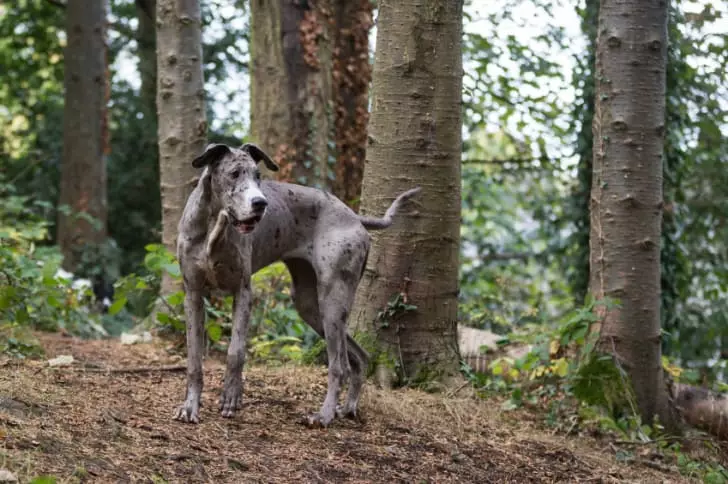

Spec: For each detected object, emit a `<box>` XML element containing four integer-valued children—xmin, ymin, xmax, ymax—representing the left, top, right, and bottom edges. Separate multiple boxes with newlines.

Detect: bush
<box><xmin>111</xmin><ymin>244</ymin><xmax>320</xmax><ymax>363</ymax></box>
<box><xmin>0</xmin><ymin>178</ymin><xmax>108</xmax><ymax>357</ymax></box>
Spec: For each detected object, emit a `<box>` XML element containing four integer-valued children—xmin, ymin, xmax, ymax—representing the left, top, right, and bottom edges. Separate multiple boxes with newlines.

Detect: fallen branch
<box><xmin>635</xmin><ymin>459</ymin><xmax>678</xmax><ymax>474</ymax></box>
<box><xmin>673</xmin><ymin>383</ymin><xmax>728</xmax><ymax>441</ymax></box>
<box><xmin>76</xmin><ymin>364</ymin><xmax>187</xmax><ymax>374</ymax></box>
<box><xmin>614</xmin><ymin>435</ymin><xmax>715</xmax><ymax>446</ymax></box>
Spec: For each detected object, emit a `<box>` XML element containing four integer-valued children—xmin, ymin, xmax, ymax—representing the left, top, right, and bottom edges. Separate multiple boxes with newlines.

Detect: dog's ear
<box><xmin>192</xmin><ymin>144</ymin><xmax>231</xmax><ymax>169</ymax></box>
<box><xmin>241</xmin><ymin>143</ymin><xmax>279</xmax><ymax>172</ymax></box>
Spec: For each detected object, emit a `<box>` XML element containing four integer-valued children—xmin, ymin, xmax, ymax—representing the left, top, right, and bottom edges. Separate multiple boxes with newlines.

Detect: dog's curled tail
<box><xmin>358</xmin><ymin>186</ymin><xmax>422</xmax><ymax>230</ymax></box>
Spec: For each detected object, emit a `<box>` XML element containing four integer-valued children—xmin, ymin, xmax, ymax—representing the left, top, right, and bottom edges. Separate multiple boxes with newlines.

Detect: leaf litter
<box><xmin>0</xmin><ymin>332</ymin><xmax>693</xmax><ymax>483</ymax></box>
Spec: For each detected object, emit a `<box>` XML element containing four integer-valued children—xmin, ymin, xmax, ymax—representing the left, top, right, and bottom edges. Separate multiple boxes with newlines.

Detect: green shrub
<box><xmin>111</xmin><ymin>244</ymin><xmax>320</xmax><ymax>363</ymax></box>
<box><xmin>0</xmin><ymin>178</ymin><xmax>108</xmax><ymax>357</ymax></box>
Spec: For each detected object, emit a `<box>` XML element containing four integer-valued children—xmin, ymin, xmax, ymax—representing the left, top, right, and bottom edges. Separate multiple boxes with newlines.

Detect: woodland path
<box><xmin>0</xmin><ymin>332</ymin><xmax>688</xmax><ymax>483</ymax></box>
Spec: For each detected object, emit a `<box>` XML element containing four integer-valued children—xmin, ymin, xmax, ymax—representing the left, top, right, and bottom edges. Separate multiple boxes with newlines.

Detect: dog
<box><xmin>175</xmin><ymin>142</ymin><xmax>421</xmax><ymax>426</ymax></box>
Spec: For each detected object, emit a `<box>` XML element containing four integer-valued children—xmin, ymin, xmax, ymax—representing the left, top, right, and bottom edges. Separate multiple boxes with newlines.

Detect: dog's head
<box><xmin>192</xmin><ymin>143</ymin><xmax>279</xmax><ymax>234</ymax></box>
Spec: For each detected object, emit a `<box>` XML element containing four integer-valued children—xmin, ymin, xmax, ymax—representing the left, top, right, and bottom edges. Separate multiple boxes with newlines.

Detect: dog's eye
<box><xmin>230</xmin><ymin>169</ymin><xmax>240</xmax><ymax>179</ymax></box>
<box><xmin>255</xmin><ymin>171</ymin><xmax>261</xmax><ymax>181</ymax></box>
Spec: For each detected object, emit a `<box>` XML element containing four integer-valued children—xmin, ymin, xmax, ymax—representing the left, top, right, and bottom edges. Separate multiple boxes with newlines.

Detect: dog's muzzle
<box><xmin>229</xmin><ymin>197</ymin><xmax>267</xmax><ymax>234</ymax></box>
<box><xmin>230</xmin><ymin>213</ymin><xmax>263</xmax><ymax>234</ymax></box>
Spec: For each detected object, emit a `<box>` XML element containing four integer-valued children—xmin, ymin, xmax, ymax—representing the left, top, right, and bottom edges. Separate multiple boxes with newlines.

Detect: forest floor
<box><xmin>0</xmin><ymin>332</ymin><xmax>701</xmax><ymax>483</ymax></box>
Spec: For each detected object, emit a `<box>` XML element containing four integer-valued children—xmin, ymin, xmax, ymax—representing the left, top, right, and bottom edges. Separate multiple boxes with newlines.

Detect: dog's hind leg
<box><xmin>305</xmin><ymin>274</ymin><xmax>356</xmax><ymax>428</ymax></box>
<box><xmin>338</xmin><ymin>335</ymin><xmax>369</xmax><ymax>419</ymax></box>
<box><xmin>287</xmin><ymin>258</ymin><xmax>366</xmax><ymax>425</ymax></box>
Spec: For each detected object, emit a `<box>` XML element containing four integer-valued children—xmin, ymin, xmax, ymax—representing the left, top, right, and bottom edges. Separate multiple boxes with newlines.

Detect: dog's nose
<box><xmin>251</xmin><ymin>197</ymin><xmax>268</xmax><ymax>212</ymax></box>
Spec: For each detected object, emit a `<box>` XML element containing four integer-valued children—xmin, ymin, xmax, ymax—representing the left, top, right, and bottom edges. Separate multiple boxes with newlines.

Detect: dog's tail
<box><xmin>358</xmin><ymin>186</ymin><xmax>422</xmax><ymax>230</ymax></box>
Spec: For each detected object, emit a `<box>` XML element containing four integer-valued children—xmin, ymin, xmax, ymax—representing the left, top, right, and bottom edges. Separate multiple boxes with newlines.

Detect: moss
<box><xmin>352</xmin><ymin>330</ymin><xmax>400</xmax><ymax>380</ymax></box>
<box><xmin>301</xmin><ymin>338</ymin><xmax>327</xmax><ymax>366</ymax></box>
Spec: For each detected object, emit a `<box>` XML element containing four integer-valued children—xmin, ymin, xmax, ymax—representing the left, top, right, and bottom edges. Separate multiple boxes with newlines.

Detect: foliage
<box><xmin>659</xmin><ymin>0</ymin><xmax>728</xmax><ymax>378</ymax></box>
<box><xmin>462</xmin><ymin>298</ymin><xmax>636</xmax><ymax>421</ymax></box>
<box><xmin>375</xmin><ymin>293</ymin><xmax>417</xmax><ymax>330</ymax></box>
<box><xmin>111</xmin><ymin>245</ymin><xmax>318</xmax><ymax>362</ymax></box>
<box><xmin>462</xmin><ymin>297</ymin><xmax>728</xmax><ymax>481</ymax></box>
<box><xmin>0</xmin><ymin>178</ymin><xmax>108</xmax><ymax>357</ymax></box>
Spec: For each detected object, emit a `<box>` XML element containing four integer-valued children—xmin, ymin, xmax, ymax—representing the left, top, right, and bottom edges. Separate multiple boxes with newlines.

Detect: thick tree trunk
<box><xmin>250</xmin><ymin>0</ymin><xmax>332</xmax><ymax>189</ymax></box>
<box><xmin>590</xmin><ymin>0</ymin><xmax>675</xmax><ymax>427</ymax></box>
<box><xmin>331</xmin><ymin>0</ymin><xmax>373</xmax><ymax>210</ymax></box>
<box><xmin>156</xmin><ymin>0</ymin><xmax>206</xmax><ymax>293</ymax></box>
<box><xmin>350</xmin><ymin>0</ymin><xmax>463</xmax><ymax>386</ymax></box>
<box><xmin>57</xmin><ymin>0</ymin><xmax>109</xmax><ymax>271</ymax></box>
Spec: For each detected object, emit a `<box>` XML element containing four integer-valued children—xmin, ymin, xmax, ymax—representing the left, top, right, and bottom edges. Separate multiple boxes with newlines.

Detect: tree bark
<box><xmin>57</xmin><ymin>0</ymin><xmax>109</xmax><ymax>271</ymax></box>
<box><xmin>137</xmin><ymin>0</ymin><xmax>157</xmax><ymax>123</ymax></box>
<box><xmin>250</xmin><ymin>0</ymin><xmax>333</xmax><ymax>189</ymax></box>
<box><xmin>331</xmin><ymin>0</ymin><xmax>373</xmax><ymax>210</ymax></box>
<box><xmin>590</xmin><ymin>0</ymin><xmax>675</xmax><ymax>427</ymax></box>
<box><xmin>568</xmin><ymin>0</ymin><xmax>598</xmax><ymax>305</ymax></box>
<box><xmin>156</xmin><ymin>0</ymin><xmax>206</xmax><ymax>293</ymax></box>
<box><xmin>350</xmin><ymin>0</ymin><xmax>463</xmax><ymax>386</ymax></box>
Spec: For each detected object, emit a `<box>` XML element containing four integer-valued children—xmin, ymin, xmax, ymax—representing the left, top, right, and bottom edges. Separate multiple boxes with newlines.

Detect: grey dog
<box><xmin>175</xmin><ymin>143</ymin><xmax>421</xmax><ymax>427</ymax></box>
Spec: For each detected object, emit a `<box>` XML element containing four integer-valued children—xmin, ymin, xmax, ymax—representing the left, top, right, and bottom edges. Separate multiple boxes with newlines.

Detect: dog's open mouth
<box><xmin>231</xmin><ymin>214</ymin><xmax>262</xmax><ymax>234</ymax></box>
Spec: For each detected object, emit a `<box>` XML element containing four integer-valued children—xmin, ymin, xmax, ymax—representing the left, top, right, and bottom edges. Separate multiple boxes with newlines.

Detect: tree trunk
<box><xmin>331</xmin><ymin>0</ymin><xmax>373</xmax><ymax>210</ymax></box>
<box><xmin>350</xmin><ymin>0</ymin><xmax>463</xmax><ymax>387</ymax></box>
<box><xmin>57</xmin><ymin>0</ymin><xmax>109</xmax><ymax>271</ymax></box>
<box><xmin>590</xmin><ymin>0</ymin><xmax>675</xmax><ymax>427</ymax></box>
<box><xmin>250</xmin><ymin>0</ymin><xmax>333</xmax><ymax>189</ymax></box>
<box><xmin>568</xmin><ymin>0</ymin><xmax>598</xmax><ymax>305</ymax></box>
<box><xmin>137</xmin><ymin>0</ymin><xmax>157</xmax><ymax>123</ymax></box>
<box><xmin>156</xmin><ymin>0</ymin><xmax>206</xmax><ymax>294</ymax></box>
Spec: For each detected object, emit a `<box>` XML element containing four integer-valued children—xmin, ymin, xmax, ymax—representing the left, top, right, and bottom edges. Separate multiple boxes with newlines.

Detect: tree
<box><xmin>136</xmin><ymin>0</ymin><xmax>157</xmax><ymax>124</ymax></box>
<box><xmin>589</xmin><ymin>0</ymin><xmax>674</xmax><ymax>426</ymax></box>
<box><xmin>56</xmin><ymin>0</ymin><xmax>109</xmax><ymax>271</ymax></box>
<box><xmin>156</xmin><ymin>0</ymin><xmax>207</xmax><ymax>293</ymax></box>
<box><xmin>250</xmin><ymin>0</ymin><xmax>331</xmax><ymax>188</ymax></box>
<box><xmin>330</xmin><ymin>0</ymin><xmax>372</xmax><ymax>210</ymax></box>
<box><xmin>350</xmin><ymin>0</ymin><xmax>464</xmax><ymax>386</ymax></box>
<box><xmin>565</xmin><ymin>0</ymin><xmax>598</xmax><ymax>305</ymax></box>
<box><xmin>250</xmin><ymin>0</ymin><xmax>372</xmax><ymax>203</ymax></box>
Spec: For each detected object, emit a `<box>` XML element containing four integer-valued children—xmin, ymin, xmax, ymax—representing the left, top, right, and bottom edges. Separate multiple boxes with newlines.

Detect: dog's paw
<box><xmin>175</xmin><ymin>396</ymin><xmax>201</xmax><ymax>424</ymax></box>
<box><xmin>303</xmin><ymin>412</ymin><xmax>334</xmax><ymax>428</ymax></box>
<box><xmin>219</xmin><ymin>379</ymin><xmax>243</xmax><ymax>418</ymax></box>
<box><xmin>336</xmin><ymin>404</ymin><xmax>360</xmax><ymax>421</ymax></box>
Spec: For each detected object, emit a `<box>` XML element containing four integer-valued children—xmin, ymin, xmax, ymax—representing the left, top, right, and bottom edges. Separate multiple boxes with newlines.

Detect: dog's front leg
<box><xmin>176</xmin><ymin>289</ymin><xmax>205</xmax><ymax>423</ymax></box>
<box><xmin>220</xmin><ymin>279</ymin><xmax>252</xmax><ymax>417</ymax></box>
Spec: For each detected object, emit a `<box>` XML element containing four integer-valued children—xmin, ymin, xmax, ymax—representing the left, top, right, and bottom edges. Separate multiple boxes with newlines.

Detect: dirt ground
<box><xmin>0</xmin><ymin>332</ymin><xmax>697</xmax><ymax>483</ymax></box>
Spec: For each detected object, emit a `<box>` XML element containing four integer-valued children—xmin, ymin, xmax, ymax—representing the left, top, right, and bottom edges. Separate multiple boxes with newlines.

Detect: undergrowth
<box><xmin>459</xmin><ymin>297</ymin><xmax>728</xmax><ymax>483</ymax></box>
<box><xmin>0</xmin><ymin>178</ymin><xmax>110</xmax><ymax>356</ymax></box>
<box><xmin>111</xmin><ymin>244</ymin><xmax>319</xmax><ymax>363</ymax></box>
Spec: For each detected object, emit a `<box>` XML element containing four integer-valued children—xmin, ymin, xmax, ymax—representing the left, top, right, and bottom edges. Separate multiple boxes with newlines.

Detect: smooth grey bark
<box><xmin>156</xmin><ymin>0</ymin><xmax>207</xmax><ymax>294</ymax></box>
<box><xmin>350</xmin><ymin>0</ymin><xmax>464</xmax><ymax>386</ymax></box>
<box><xmin>590</xmin><ymin>0</ymin><xmax>675</xmax><ymax>427</ymax></box>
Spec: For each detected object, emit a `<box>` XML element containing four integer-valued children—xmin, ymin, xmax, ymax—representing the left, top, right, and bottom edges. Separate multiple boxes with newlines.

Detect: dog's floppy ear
<box><xmin>191</xmin><ymin>143</ymin><xmax>231</xmax><ymax>169</ymax></box>
<box><xmin>241</xmin><ymin>143</ymin><xmax>279</xmax><ymax>172</ymax></box>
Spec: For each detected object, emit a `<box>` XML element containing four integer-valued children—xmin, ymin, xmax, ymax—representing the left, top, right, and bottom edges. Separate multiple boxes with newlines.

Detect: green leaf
<box><xmin>207</xmin><ymin>323</ymin><xmax>222</xmax><ymax>343</ymax></box>
<box><xmin>156</xmin><ymin>312</ymin><xmax>172</xmax><ymax>325</ymax></box>
<box><xmin>166</xmin><ymin>291</ymin><xmax>184</xmax><ymax>307</ymax></box>
<box><xmin>30</xmin><ymin>477</ymin><xmax>58</xmax><ymax>484</ymax></box>
<box><xmin>163</xmin><ymin>263</ymin><xmax>181</xmax><ymax>277</ymax></box>
<box><xmin>108</xmin><ymin>296</ymin><xmax>127</xmax><ymax>316</ymax></box>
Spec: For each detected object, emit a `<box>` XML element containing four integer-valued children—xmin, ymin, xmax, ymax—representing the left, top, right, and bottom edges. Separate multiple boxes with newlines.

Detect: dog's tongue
<box><xmin>235</xmin><ymin>222</ymin><xmax>255</xmax><ymax>234</ymax></box>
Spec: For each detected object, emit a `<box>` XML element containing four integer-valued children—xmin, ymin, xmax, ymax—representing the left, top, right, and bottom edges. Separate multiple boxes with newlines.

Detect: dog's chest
<box><xmin>204</xmin><ymin>236</ymin><xmax>250</xmax><ymax>292</ymax></box>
